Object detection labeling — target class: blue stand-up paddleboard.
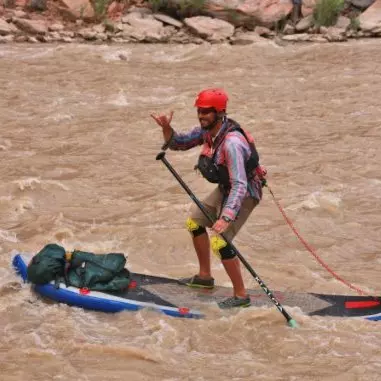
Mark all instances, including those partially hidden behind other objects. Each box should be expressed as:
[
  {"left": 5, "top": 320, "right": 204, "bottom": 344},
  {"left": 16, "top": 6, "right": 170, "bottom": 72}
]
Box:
[
  {"left": 13, "top": 253, "right": 202, "bottom": 318},
  {"left": 12, "top": 253, "right": 381, "bottom": 321}
]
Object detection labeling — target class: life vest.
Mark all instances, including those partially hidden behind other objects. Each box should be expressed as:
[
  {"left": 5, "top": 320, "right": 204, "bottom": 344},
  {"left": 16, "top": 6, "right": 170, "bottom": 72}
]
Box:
[{"left": 195, "top": 119, "right": 262, "bottom": 190}]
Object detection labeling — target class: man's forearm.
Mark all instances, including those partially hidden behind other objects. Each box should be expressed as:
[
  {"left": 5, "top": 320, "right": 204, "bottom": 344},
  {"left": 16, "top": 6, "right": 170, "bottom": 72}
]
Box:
[
  {"left": 162, "top": 126, "right": 174, "bottom": 143},
  {"left": 161, "top": 127, "right": 174, "bottom": 150}
]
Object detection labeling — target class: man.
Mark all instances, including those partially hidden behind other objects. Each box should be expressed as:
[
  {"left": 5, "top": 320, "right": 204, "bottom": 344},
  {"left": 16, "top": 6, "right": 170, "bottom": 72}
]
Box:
[{"left": 151, "top": 88, "right": 264, "bottom": 309}]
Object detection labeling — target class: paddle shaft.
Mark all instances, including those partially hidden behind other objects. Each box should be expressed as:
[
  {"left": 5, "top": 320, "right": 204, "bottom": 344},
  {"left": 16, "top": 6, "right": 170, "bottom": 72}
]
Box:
[{"left": 156, "top": 151, "right": 296, "bottom": 326}]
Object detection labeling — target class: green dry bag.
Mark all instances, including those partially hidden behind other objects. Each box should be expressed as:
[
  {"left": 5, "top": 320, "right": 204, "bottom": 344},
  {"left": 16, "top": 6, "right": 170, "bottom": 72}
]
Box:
[{"left": 27, "top": 243, "right": 66, "bottom": 284}]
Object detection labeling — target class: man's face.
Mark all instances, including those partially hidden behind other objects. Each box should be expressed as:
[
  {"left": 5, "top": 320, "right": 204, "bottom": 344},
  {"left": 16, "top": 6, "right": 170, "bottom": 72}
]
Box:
[{"left": 197, "top": 107, "right": 217, "bottom": 130}]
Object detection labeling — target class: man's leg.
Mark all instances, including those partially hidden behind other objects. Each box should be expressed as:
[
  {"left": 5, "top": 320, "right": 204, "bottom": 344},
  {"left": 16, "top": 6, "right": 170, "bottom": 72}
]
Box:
[
  {"left": 213, "top": 197, "right": 259, "bottom": 299},
  {"left": 192, "top": 232, "right": 212, "bottom": 279},
  {"left": 222, "top": 257, "right": 246, "bottom": 297},
  {"left": 210, "top": 235, "right": 246, "bottom": 296},
  {"left": 184, "top": 187, "right": 222, "bottom": 283}
]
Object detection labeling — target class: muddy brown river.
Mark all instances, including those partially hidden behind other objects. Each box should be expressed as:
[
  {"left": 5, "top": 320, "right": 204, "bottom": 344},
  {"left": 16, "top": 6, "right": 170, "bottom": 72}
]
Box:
[{"left": 0, "top": 40, "right": 380, "bottom": 381}]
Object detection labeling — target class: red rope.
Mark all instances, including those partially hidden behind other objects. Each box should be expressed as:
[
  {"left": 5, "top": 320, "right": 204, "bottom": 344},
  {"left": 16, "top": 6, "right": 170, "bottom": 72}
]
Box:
[{"left": 265, "top": 184, "right": 367, "bottom": 296}]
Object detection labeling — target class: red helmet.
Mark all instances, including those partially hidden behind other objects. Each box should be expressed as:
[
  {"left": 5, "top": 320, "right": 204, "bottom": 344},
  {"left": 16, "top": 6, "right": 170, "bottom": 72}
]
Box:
[{"left": 194, "top": 88, "right": 228, "bottom": 112}]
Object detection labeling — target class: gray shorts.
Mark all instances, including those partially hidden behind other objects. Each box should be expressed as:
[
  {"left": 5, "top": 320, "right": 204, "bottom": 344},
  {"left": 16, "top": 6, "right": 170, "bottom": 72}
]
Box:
[{"left": 190, "top": 187, "right": 258, "bottom": 241}]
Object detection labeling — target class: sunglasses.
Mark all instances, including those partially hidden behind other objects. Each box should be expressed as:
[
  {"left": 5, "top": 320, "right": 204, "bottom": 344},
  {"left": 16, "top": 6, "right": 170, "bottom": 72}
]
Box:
[{"left": 197, "top": 107, "right": 215, "bottom": 115}]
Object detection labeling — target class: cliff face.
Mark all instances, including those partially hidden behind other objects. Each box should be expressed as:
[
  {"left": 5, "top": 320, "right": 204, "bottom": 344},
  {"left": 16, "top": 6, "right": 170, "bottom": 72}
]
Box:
[{"left": 0, "top": 0, "right": 380, "bottom": 44}]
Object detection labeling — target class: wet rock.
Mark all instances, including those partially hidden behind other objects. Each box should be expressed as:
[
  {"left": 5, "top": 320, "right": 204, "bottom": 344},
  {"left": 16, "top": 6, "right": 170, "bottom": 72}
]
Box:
[
  {"left": 323, "top": 26, "right": 348, "bottom": 41},
  {"left": 96, "top": 32, "right": 108, "bottom": 41},
  {"left": 359, "top": 0, "right": 381, "bottom": 32},
  {"left": 308, "top": 34, "right": 329, "bottom": 42},
  {"left": 197, "top": 0, "right": 293, "bottom": 28},
  {"left": 12, "top": 17, "right": 47, "bottom": 34},
  {"left": 77, "top": 28, "right": 97, "bottom": 40},
  {"left": 184, "top": 16, "right": 234, "bottom": 42},
  {"left": 12, "top": 10, "right": 29, "bottom": 19},
  {"left": 283, "top": 23, "right": 296, "bottom": 34},
  {"left": 335, "top": 16, "right": 351, "bottom": 30},
  {"left": 169, "top": 29, "right": 205, "bottom": 44},
  {"left": 231, "top": 30, "right": 273, "bottom": 45},
  {"left": 301, "top": 0, "right": 318, "bottom": 17},
  {"left": 114, "top": 22, "right": 124, "bottom": 32},
  {"left": 37, "top": 34, "right": 50, "bottom": 42},
  {"left": 0, "top": 34, "right": 15, "bottom": 42},
  {"left": 254, "top": 26, "right": 273, "bottom": 36},
  {"left": 61, "top": 35, "right": 74, "bottom": 42},
  {"left": 350, "top": 0, "right": 376, "bottom": 9},
  {"left": 121, "top": 12, "right": 174, "bottom": 42},
  {"left": 14, "top": 34, "right": 28, "bottom": 42},
  {"left": 295, "top": 14, "right": 314, "bottom": 31},
  {"left": 57, "top": 0, "right": 95, "bottom": 21},
  {"left": 48, "top": 23, "right": 65, "bottom": 32},
  {"left": 126, "top": 5, "right": 152, "bottom": 15},
  {"left": 235, "top": 0, "right": 293, "bottom": 26},
  {"left": 121, "top": 12, "right": 160, "bottom": 28},
  {"left": 48, "top": 31, "right": 61, "bottom": 40},
  {"left": 109, "top": 36, "right": 125, "bottom": 43},
  {"left": 92, "top": 23, "right": 105, "bottom": 33},
  {"left": 0, "top": 18, "right": 19, "bottom": 35},
  {"left": 153, "top": 13, "right": 183, "bottom": 29},
  {"left": 27, "top": 35, "right": 39, "bottom": 42},
  {"left": 60, "top": 30, "right": 75, "bottom": 38},
  {"left": 282, "top": 32, "right": 311, "bottom": 41}
]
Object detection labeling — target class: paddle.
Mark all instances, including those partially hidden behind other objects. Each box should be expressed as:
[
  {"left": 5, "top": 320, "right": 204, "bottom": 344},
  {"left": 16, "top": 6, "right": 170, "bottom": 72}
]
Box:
[{"left": 156, "top": 151, "right": 298, "bottom": 328}]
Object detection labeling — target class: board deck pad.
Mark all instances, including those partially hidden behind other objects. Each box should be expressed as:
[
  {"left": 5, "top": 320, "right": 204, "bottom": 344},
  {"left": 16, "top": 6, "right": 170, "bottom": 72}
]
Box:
[
  {"left": 12, "top": 254, "right": 381, "bottom": 321},
  {"left": 115, "top": 272, "right": 381, "bottom": 319}
]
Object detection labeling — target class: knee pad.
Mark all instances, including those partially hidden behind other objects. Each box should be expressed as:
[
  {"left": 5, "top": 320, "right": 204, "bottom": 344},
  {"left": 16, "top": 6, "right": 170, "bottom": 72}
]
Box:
[
  {"left": 186, "top": 217, "right": 206, "bottom": 238},
  {"left": 210, "top": 236, "right": 236, "bottom": 260}
]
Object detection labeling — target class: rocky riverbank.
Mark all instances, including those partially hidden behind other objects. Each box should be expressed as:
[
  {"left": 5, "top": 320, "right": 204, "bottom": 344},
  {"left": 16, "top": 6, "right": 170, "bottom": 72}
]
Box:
[{"left": 0, "top": 0, "right": 380, "bottom": 44}]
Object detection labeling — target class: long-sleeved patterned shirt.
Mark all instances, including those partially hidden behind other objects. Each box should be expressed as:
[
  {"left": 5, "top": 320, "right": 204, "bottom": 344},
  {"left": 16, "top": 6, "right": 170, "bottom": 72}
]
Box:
[{"left": 164, "top": 118, "right": 263, "bottom": 220}]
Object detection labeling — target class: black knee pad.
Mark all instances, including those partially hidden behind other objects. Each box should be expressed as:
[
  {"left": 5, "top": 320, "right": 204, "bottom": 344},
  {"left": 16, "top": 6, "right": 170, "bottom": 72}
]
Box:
[
  {"left": 211, "top": 236, "right": 236, "bottom": 259},
  {"left": 186, "top": 217, "right": 206, "bottom": 238},
  {"left": 219, "top": 243, "right": 236, "bottom": 259}
]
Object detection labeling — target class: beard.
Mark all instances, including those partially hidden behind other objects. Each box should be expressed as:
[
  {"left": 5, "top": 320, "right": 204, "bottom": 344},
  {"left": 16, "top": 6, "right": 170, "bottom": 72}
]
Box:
[{"left": 200, "top": 118, "right": 217, "bottom": 130}]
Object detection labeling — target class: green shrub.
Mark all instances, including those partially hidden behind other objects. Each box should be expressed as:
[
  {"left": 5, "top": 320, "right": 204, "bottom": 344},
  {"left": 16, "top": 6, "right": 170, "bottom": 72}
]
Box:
[
  {"left": 313, "top": 0, "right": 344, "bottom": 27},
  {"left": 103, "top": 18, "right": 116, "bottom": 32},
  {"left": 148, "top": 0, "right": 167, "bottom": 13},
  {"left": 349, "top": 17, "right": 360, "bottom": 31},
  {"left": 93, "top": 0, "right": 110, "bottom": 19},
  {"left": 148, "top": 0, "right": 205, "bottom": 18}
]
